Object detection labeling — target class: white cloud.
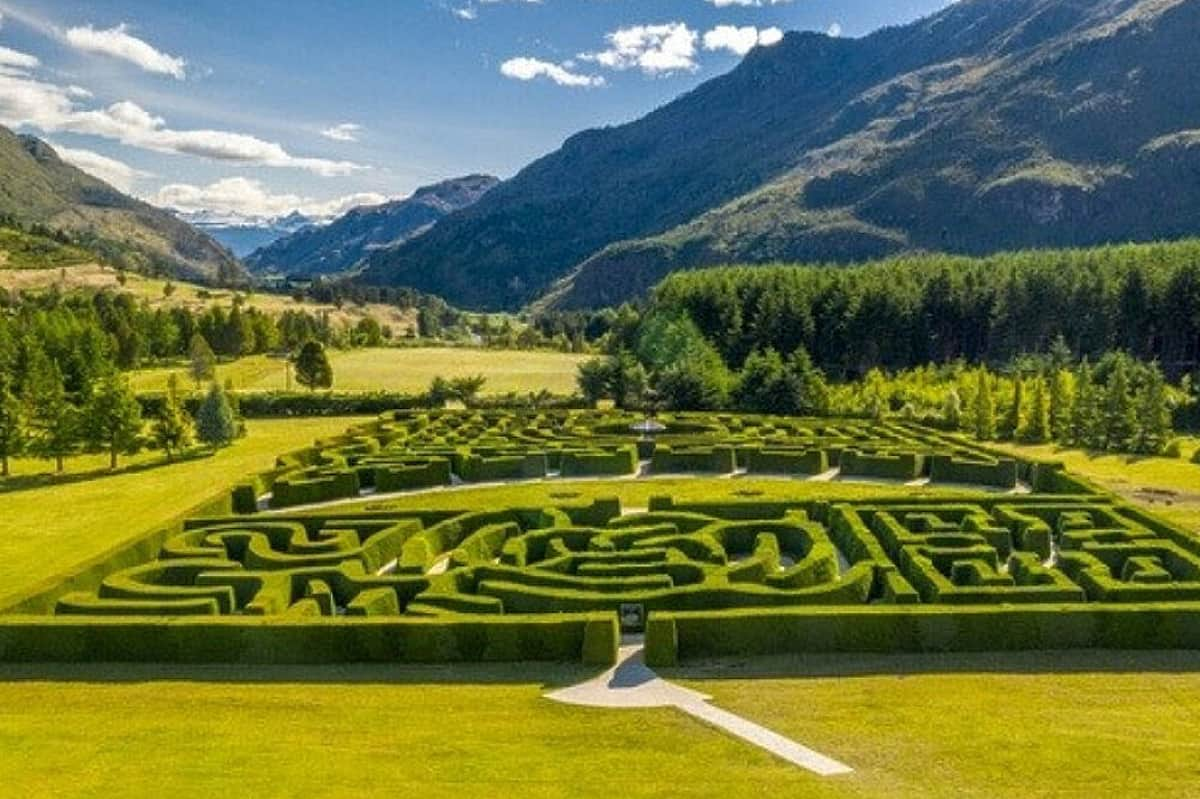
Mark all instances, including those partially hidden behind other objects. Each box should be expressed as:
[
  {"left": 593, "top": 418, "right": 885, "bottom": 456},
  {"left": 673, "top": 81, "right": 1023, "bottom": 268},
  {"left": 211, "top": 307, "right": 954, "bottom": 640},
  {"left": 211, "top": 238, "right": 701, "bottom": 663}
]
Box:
[
  {"left": 150, "top": 177, "right": 389, "bottom": 220},
  {"left": 827, "top": 22, "right": 843, "bottom": 38},
  {"left": 321, "top": 123, "right": 362, "bottom": 142},
  {"left": 50, "top": 142, "right": 150, "bottom": 192},
  {"left": 500, "top": 56, "right": 604, "bottom": 88},
  {"left": 65, "top": 23, "right": 186, "bottom": 79},
  {"left": 0, "top": 54, "right": 365, "bottom": 176},
  {"left": 580, "top": 23, "right": 698, "bottom": 75},
  {"left": 702, "top": 25, "right": 784, "bottom": 57},
  {"left": 452, "top": 6, "right": 478, "bottom": 20}
]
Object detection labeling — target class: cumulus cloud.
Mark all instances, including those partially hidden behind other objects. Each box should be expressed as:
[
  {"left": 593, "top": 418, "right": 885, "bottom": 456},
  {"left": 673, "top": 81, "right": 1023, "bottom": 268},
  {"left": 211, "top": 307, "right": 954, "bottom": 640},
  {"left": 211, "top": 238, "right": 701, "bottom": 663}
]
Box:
[
  {"left": 50, "top": 142, "right": 150, "bottom": 192},
  {"left": 321, "top": 123, "right": 362, "bottom": 142},
  {"left": 827, "top": 22, "right": 843, "bottom": 38},
  {"left": 0, "top": 53, "right": 364, "bottom": 176},
  {"left": 702, "top": 25, "right": 784, "bottom": 57},
  {"left": 580, "top": 23, "right": 699, "bottom": 75},
  {"left": 150, "top": 177, "right": 389, "bottom": 220},
  {"left": 500, "top": 56, "right": 604, "bottom": 88},
  {"left": 65, "top": 23, "right": 186, "bottom": 79}
]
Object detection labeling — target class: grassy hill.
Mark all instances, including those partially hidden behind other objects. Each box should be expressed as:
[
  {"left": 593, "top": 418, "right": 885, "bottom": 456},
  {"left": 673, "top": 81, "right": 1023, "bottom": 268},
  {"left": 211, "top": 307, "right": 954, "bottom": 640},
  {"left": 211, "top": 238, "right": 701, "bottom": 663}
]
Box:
[
  {"left": 356, "top": 0, "right": 1200, "bottom": 311},
  {"left": 0, "top": 225, "right": 97, "bottom": 270},
  {"left": 0, "top": 127, "right": 244, "bottom": 285}
]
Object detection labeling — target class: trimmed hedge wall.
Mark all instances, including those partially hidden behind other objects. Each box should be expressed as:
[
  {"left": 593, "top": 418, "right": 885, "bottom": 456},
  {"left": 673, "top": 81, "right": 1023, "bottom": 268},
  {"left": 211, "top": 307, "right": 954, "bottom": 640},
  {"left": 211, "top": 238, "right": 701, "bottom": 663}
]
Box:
[
  {"left": 644, "top": 604, "right": 1200, "bottom": 664},
  {"left": 745, "top": 448, "right": 829, "bottom": 476},
  {"left": 560, "top": 446, "right": 639, "bottom": 477},
  {"left": 929, "top": 455, "right": 1018, "bottom": 489},
  {"left": 0, "top": 613, "right": 620, "bottom": 665},
  {"left": 840, "top": 450, "right": 925, "bottom": 480},
  {"left": 650, "top": 445, "right": 736, "bottom": 474}
]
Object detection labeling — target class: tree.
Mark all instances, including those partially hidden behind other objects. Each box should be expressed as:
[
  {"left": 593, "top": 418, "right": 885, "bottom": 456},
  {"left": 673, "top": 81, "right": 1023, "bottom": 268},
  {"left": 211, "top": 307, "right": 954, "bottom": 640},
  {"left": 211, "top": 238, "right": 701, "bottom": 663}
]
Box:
[
  {"left": 609, "top": 350, "right": 649, "bottom": 410},
  {"left": 189, "top": 334, "right": 216, "bottom": 389},
  {"left": 1069, "top": 364, "right": 1104, "bottom": 450},
  {"left": 655, "top": 358, "right": 728, "bottom": 411},
  {"left": 23, "top": 350, "right": 77, "bottom": 473},
  {"left": 1021, "top": 376, "right": 1051, "bottom": 443},
  {"left": 787, "top": 347, "right": 831, "bottom": 416},
  {"left": 196, "top": 383, "right": 236, "bottom": 448},
  {"left": 971, "top": 368, "right": 996, "bottom": 440},
  {"left": 0, "top": 372, "right": 25, "bottom": 477},
  {"left": 1131, "top": 364, "right": 1172, "bottom": 455},
  {"left": 427, "top": 376, "right": 453, "bottom": 407},
  {"left": 293, "top": 340, "right": 333, "bottom": 391},
  {"left": 577, "top": 358, "right": 613, "bottom": 406},
  {"left": 83, "top": 369, "right": 143, "bottom": 469},
  {"left": 734, "top": 349, "right": 792, "bottom": 414},
  {"left": 1102, "top": 358, "right": 1137, "bottom": 452},
  {"left": 942, "top": 388, "right": 963, "bottom": 430},
  {"left": 1000, "top": 375, "right": 1024, "bottom": 440},
  {"left": 449, "top": 375, "right": 488, "bottom": 405},
  {"left": 1048, "top": 369, "right": 1074, "bottom": 442},
  {"left": 153, "top": 374, "right": 194, "bottom": 461}
]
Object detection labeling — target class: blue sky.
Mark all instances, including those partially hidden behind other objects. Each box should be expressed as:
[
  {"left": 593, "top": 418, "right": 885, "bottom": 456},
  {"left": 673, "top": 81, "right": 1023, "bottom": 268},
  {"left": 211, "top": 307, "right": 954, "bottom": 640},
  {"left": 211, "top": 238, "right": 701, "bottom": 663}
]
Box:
[{"left": 0, "top": 0, "right": 950, "bottom": 220}]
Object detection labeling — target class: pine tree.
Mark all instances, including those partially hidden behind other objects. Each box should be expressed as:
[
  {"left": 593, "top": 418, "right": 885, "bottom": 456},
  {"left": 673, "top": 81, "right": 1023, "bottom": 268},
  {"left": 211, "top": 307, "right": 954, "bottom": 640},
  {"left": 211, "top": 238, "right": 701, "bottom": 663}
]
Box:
[
  {"left": 788, "top": 347, "right": 831, "bottom": 416},
  {"left": 1102, "top": 358, "right": 1137, "bottom": 452},
  {"left": 971, "top": 368, "right": 996, "bottom": 440},
  {"left": 83, "top": 369, "right": 143, "bottom": 469},
  {"left": 196, "top": 383, "right": 236, "bottom": 448},
  {"left": 0, "top": 372, "right": 25, "bottom": 477},
  {"left": 293, "top": 340, "right": 334, "bottom": 392},
  {"left": 1000, "top": 375, "right": 1024, "bottom": 441},
  {"left": 153, "top": 374, "right": 194, "bottom": 461},
  {"left": 189, "top": 334, "right": 216, "bottom": 389},
  {"left": 1022, "top": 376, "right": 1051, "bottom": 443},
  {"left": 23, "top": 350, "right": 77, "bottom": 473},
  {"left": 1048, "top": 368, "right": 1074, "bottom": 442},
  {"left": 1131, "top": 364, "right": 1172, "bottom": 455},
  {"left": 1069, "top": 364, "right": 1103, "bottom": 450},
  {"left": 942, "top": 388, "right": 963, "bottom": 430}
]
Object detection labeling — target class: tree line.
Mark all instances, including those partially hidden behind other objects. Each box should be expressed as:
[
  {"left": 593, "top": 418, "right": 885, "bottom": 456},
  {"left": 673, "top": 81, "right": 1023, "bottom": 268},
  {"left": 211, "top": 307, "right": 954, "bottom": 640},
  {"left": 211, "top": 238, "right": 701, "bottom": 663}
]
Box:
[{"left": 649, "top": 240, "right": 1200, "bottom": 379}]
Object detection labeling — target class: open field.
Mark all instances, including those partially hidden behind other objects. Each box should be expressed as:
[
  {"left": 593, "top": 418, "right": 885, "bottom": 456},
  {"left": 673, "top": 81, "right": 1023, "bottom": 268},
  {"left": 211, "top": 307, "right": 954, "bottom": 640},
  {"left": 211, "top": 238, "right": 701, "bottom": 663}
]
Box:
[
  {"left": 1, "top": 650, "right": 1198, "bottom": 798},
  {"left": 0, "top": 262, "right": 417, "bottom": 333},
  {"left": 0, "top": 416, "right": 369, "bottom": 608},
  {"left": 996, "top": 440, "right": 1200, "bottom": 533},
  {"left": 129, "top": 346, "right": 589, "bottom": 395}
]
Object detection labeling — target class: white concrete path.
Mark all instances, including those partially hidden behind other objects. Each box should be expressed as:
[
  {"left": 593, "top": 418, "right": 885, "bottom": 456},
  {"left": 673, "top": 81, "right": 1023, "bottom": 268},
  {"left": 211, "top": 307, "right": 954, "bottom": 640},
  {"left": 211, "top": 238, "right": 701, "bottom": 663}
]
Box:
[{"left": 546, "top": 643, "right": 853, "bottom": 776}]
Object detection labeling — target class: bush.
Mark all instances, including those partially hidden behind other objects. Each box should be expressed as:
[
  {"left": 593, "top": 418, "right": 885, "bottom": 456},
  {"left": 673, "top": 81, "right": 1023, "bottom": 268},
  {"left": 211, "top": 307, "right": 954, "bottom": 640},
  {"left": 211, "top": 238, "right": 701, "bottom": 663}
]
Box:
[
  {"left": 560, "top": 446, "right": 639, "bottom": 477},
  {"left": 928, "top": 455, "right": 1018, "bottom": 488},
  {"left": 840, "top": 450, "right": 924, "bottom": 480},
  {"left": 745, "top": 448, "right": 828, "bottom": 476},
  {"left": 651, "top": 445, "right": 736, "bottom": 474},
  {"left": 270, "top": 468, "right": 360, "bottom": 508}
]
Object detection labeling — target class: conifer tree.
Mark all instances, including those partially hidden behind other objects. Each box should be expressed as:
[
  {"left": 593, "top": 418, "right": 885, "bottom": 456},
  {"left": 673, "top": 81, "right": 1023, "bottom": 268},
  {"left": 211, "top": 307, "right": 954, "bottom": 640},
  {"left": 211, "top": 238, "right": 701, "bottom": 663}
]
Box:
[
  {"left": 1069, "top": 364, "right": 1103, "bottom": 450},
  {"left": 1131, "top": 364, "right": 1172, "bottom": 455},
  {"left": 196, "top": 383, "right": 236, "bottom": 448},
  {"left": 0, "top": 372, "right": 25, "bottom": 477},
  {"left": 293, "top": 340, "right": 334, "bottom": 392},
  {"left": 189, "top": 334, "right": 217, "bottom": 389},
  {"left": 153, "top": 373, "right": 194, "bottom": 461},
  {"left": 1022, "top": 376, "right": 1051, "bottom": 443},
  {"left": 942, "top": 388, "right": 963, "bottom": 430},
  {"left": 1102, "top": 358, "right": 1137, "bottom": 452},
  {"left": 971, "top": 368, "right": 996, "bottom": 440},
  {"left": 1001, "top": 375, "right": 1024, "bottom": 441},
  {"left": 83, "top": 369, "right": 144, "bottom": 469},
  {"left": 1048, "top": 368, "right": 1074, "bottom": 442},
  {"left": 23, "top": 350, "right": 77, "bottom": 473}
]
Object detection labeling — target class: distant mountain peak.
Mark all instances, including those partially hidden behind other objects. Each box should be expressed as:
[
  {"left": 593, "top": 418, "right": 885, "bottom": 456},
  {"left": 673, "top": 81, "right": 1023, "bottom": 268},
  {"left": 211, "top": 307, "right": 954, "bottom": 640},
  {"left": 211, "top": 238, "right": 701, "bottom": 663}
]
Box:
[{"left": 245, "top": 174, "right": 498, "bottom": 277}]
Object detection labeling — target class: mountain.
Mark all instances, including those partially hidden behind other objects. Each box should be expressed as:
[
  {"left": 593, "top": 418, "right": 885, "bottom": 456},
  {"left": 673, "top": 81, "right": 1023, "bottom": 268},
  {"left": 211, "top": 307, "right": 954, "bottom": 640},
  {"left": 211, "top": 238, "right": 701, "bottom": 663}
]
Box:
[
  {"left": 0, "top": 127, "right": 244, "bottom": 284},
  {"left": 180, "top": 210, "right": 318, "bottom": 257},
  {"left": 246, "top": 175, "right": 499, "bottom": 277},
  {"left": 356, "top": 0, "right": 1200, "bottom": 311}
]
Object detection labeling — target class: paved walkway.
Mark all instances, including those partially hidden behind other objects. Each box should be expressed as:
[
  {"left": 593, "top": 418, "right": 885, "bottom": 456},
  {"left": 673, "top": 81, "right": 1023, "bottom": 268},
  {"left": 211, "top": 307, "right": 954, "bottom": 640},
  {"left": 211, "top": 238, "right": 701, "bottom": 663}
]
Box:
[{"left": 545, "top": 643, "right": 853, "bottom": 776}]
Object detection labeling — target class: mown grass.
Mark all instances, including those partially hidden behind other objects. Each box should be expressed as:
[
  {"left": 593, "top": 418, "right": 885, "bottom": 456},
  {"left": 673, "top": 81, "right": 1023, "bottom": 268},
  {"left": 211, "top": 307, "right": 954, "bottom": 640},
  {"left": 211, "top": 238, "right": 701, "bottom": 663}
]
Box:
[
  {"left": 129, "top": 346, "right": 589, "bottom": 395},
  {"left": 995, "top": 440, "right": 1200, "bottom": 533},
  {"left": 0, "top": 416, "right": 368, "bottom": 608},
  {"left": 1, "top": 650, "right": 1198, "bottom": 798}
]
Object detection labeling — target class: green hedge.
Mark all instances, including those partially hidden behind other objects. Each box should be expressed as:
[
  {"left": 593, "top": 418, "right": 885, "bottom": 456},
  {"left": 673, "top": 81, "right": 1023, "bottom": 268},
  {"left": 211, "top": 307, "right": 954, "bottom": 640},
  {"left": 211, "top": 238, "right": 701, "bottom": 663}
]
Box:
[
  {"left": 929, "top": 455, "right": 1018, "bottom": 488},
  {"left": 0, "top": 613, "right": 620, "bottom": 665},
  {"left": 840, "top": 450, "right": 925, "bottom": 480},
  {"left": 270, "top": 468, "right": 361, "bottom": 509},
  {"left": 560, "top": 446, "right": 639, "bottom": 477},
  {"left": 745, "top": 448, "right": 828, "bottom": 476},
  {"left": 460, "top": 452, "right": 548, "bottom": 482},
  {"left": 646, "top": 604, "right": 1200, "bottom": 661},
  {"left": 372, "top": 458, "right": 453, "bottom": 492},
  {"left": 650, "top": 445, "right": 736, "bottom": 474}
]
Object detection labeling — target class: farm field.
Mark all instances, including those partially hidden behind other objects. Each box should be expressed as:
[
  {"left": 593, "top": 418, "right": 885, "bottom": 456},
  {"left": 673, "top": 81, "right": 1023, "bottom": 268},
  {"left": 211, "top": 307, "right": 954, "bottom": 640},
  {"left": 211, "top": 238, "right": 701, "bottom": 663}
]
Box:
[
  {"left": 129, "top": 346, "right": 589, "bottom": 395},
  {"left": 1, "top": 650, "right": 1198, "bottom": 798},
  {"left": 0, "top": 416, "right": 369, "bottom": 609}
]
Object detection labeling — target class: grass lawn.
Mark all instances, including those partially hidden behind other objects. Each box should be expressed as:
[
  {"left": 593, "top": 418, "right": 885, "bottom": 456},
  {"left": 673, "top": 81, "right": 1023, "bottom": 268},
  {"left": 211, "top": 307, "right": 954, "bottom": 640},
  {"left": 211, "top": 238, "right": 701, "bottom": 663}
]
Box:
[
  {"left": 994, "top": 440, "right": 1200, "bottom": 534},
  {"left": 1, "top": 650, "right": 1198, "bottom": 797},
  {"left": 0, "top": 416, "right": 369, "bottom": 609},
  {"left": 129, "top": 346, "right": 588, "bottom": 395}
]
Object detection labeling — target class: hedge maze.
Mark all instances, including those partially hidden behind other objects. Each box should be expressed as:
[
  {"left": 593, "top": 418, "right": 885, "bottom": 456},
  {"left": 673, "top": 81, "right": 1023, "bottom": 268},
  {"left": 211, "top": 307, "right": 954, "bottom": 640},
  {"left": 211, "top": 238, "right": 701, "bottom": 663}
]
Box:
[{"left": 4, "top": 410, "right": 1200, "bottom": 666}]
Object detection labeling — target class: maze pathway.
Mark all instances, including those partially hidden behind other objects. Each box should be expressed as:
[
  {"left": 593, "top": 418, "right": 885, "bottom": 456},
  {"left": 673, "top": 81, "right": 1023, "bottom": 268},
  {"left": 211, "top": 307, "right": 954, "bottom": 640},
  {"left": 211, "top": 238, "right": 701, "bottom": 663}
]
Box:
[{"left": 546, "top": 643, "right": 853, "bottom": 777}]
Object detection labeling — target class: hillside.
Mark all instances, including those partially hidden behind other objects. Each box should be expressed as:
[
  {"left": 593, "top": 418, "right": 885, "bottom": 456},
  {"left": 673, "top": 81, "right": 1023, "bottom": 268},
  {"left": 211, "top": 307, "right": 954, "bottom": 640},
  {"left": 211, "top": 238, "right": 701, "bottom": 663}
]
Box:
[
  {"left": 0, "top": 127, "right": 244, "bottom": 285},
  {"left": 357, "top": 0, "right": 1200, "bottom": 311},
  {"left": 247, "top": 175, "right": 499, "bottom": 278},
  {"left": 183, "top": 211, "right": 317, "bottom": 257}
]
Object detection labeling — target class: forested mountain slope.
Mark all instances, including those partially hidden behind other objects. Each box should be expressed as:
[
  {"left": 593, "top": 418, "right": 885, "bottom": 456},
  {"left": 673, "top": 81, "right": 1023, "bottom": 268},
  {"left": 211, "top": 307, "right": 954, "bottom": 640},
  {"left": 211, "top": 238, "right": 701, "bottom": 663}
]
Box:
[
  {"left": 357, "top": 0, "right": 1200, "bottom": 310},
  {"left": 0, "top": 127, "right": 244, "bottom": 284}
]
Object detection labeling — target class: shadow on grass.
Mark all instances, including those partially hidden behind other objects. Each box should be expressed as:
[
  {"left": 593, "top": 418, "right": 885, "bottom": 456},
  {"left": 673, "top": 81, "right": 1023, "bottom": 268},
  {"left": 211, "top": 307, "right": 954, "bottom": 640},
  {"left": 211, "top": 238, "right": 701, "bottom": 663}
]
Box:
[
  {"left": 661, "top": 649, "right": 1200, "bottom": 682},
  {"left": 0, "top": 449, "right": 216, "bottom": 495},
  {"left": 0, "top": 659, "right": 598, "bottom": 689}
]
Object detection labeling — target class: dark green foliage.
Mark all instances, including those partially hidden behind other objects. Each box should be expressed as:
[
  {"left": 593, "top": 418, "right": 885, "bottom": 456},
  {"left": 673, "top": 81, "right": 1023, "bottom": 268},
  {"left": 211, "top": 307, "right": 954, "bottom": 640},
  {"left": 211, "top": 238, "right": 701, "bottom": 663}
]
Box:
[
  {"left": 152, "top": 374, "right": 194, "bottom": 461},
  {"left": 196, "top": 383, "right": 237, "bottom": 448},
  {"left": 0, "top": 372, "right": 24, "bottom": 476},
  {"left": 22, "top": 349, "right": 77, "bottom": 472},
  {"left": 81, "top": 369, "right": 143, "bottom": 469},
  {"left": 293, "top": 340, "right": 334, "bottom": 392}
]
